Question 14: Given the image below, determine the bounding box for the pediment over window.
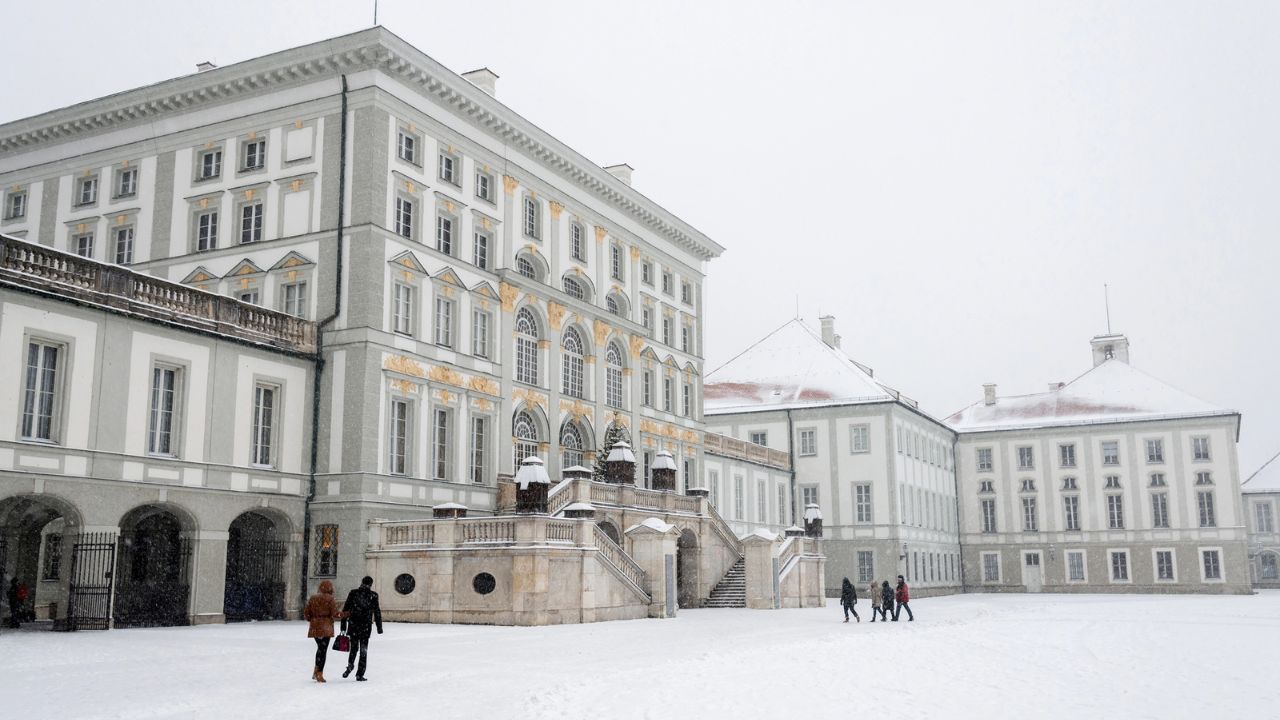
[270,250,315,271]
[182,266,218,285]
[225,259,265,278]
[388,250,428,276]
[470,280,499,298]
[434,267,465,287]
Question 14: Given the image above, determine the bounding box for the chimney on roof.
[1090,333,1130,367]
[603,164,634,186]
[461,68,499,97]
[983,384,997,406]
[833,333,842,349]
[819,315,837,348]
[196,61,217,73]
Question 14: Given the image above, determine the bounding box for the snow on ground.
[5,592,1279,719]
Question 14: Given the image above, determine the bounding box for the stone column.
[624,518,679,618]
[743,531,779,610]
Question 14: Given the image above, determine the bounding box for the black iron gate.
[65,532,117,631]
[114,534,191,628]
[225,539,288,621]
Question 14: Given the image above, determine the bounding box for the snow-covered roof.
[946,359,1237,434]
[1243,452,1280,493]
[433,502,467,510]
[563,502,596,512]
[704,319,897,414]
[626,518,675,534]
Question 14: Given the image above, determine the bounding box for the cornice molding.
[0,27,723,261]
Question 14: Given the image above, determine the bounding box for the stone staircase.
[703,558,746,608]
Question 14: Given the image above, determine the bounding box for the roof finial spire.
[795,294,800,320]
[1104,283,1112,334]
[373,0,379,25]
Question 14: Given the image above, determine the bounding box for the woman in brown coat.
[304,580,341,682]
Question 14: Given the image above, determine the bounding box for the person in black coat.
[880,580,895,620]
[340,576,383,681]
[839,578,860,623]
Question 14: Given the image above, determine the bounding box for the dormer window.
[1020,479,1036,492]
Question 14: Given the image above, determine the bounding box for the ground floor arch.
[596,520,622,546]
[677,528,701,609]
[0,493,83,628]
[113,504,195,628]
[224,509,291,622]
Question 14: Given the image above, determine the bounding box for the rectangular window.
[981,499,997,533]
[74,232,94,259]
[77,176,99,206]
[1101,441,1120,465]
[976,447,993,471]
[1017,446,1034,470]
[1192,437,1211,461]
[523,196,539,238]
[1145,439,1164,463]
[436,214,453,255]
[1059,443,1076,467]
[642,261,653,285]
[855,484,873,523]
[116,167,139,198]
[662,377,673,412]
[239,289,260,305]
[1062,476,1078,490]
[1151,493,1169,528]
[475,171,493,202]
[1202,550,1222,580]
[1256,503,1276,533]
[1110,551,1129,581]
[682,383,691,417]
[801,485,819,509]
[434,297,453,347]
[982,553,1000,582]
[395,197,414,238]
[734,476,745,520]
[1105,475,1122,489]
[242,138,266,171]
[42,533,63,580]
[392,283,413,336]
[199,149,222,180]
[611,245,623,281]
[1155,550,1175,581]
[281,282,307,318]
[473,230,490,270]
[681,325,691,353]
[240,202,264,243]
[470,416,487,484]
[6,191,27,219]
[662,317,672,346]
[757,479,767,521]
[708,470,720,507]
[251,384,276,467]
[114,227,134,265]
[388,398,410,475]
[147,366,179,456]
[681,281,692,305]
[432,408,450,481]
[641,307,652,332]
[642,371,653,407]
[196,210,218,251]
[849,425,870,453]
[1022,496,1038,532]
[438,151,458,185]
[662,271,672,295]
[1195,471,1213,486]
[798,428,817,456]
[397,131,417,164]
[1067,551,1085,582]
[21,341,61,441]
[314,525,339,577]
[749,431,767,446]
[1149,472,1167,487]
[1198,491,1216,528]
[570,223,585,261]
[778,485,787,526]
[1107,495,1124,529]
[857,550,874,583]
[472,310,490,358]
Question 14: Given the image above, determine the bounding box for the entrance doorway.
[224,511,289,622]
[1024,551,1043,593]
[0,494,82,629]
[114,505,192,628]
[676,529,700,608]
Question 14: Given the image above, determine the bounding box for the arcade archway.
[114,504,194,628]
[224,510,290,622]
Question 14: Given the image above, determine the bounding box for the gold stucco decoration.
[499,282,518,312]
[502,175,519,194]
[594,226,607,243]
[428,365,465,387]
[468,376,500,396]
[593,319,610,346]
[547,301,566,330]
[549,201,563,220]
[385,355,427,378]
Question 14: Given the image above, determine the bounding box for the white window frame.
[1255,502,1275,533]
[21,340,64,443]
[472,229,490,270]
[1101,440,1120,466]
[281,281,308,319]
[198,148,222,180]
[115,166,139,198]
[437,149,459,186]
[472,309,490,359]
[1199,547,1224,583]
[396,129,419,165]
[146,364,182,457]
[392,282,414,336]
[250,383,278,468]
[196,209,218,252]
[239,201,264,244]
[434,295,454,348]
[1191,436,1212,461]
[797,428,817,456]
[394,196,414,239]
[976,447,993,471]
[854,483,872,524]
[469,415,488,484]
[1059,443,1076,468]
[1108,549,1131,583]
[980,498,997,533]
[749,430,767,447]
[113,225,135,265]
[474,169,494,203]
[1065,550,1087,583]
[1017,446,1034,470]
[242,138,267,171]
[388,397,412,476]
[1153,548,1177,582]
[734,475,745,520]
[1145,438,1164,464]
[981,552,1001,583]
[1022,496,1038,532]
[1197,490,1216,528]
[432,407,451,481]
[1107,494,1124,529]
[849,424,870,454]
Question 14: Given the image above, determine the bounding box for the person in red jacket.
[893,575,914,621]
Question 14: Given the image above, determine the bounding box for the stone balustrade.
[703,430,791,471]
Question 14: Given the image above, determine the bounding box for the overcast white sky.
[6,1,1278,474]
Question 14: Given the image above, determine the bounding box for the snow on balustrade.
[460,518,516,544]
[383,522,434,547]
[591,523,648,594]
[546,519,577,543]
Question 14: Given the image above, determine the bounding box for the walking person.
[304,580,341,683]
[6,579,26,629]
[894,575,914,621]
[839,578,860,623]
[869,579,886,622]
[880,580,895,622]
[340,576,383,681]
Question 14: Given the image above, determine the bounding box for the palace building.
[0,27,739,629]
[1243,453,1279,588]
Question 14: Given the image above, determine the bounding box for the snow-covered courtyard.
[6,592,1278,719]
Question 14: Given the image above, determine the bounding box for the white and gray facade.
[0,27,722,624]
[1242,455,1279,588]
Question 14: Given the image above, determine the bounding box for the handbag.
[333,634,350,652]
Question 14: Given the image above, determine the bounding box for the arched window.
[517,256,536,279]
[560,421,584,469]
[606,343,624,408]
[606,295,621,317]
[515,308,539,385]
[513,411,539,468]
[563,277,584,300]
[562,327,584,399]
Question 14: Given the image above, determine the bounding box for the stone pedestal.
[624,518,679,618]
[743,531,779,609]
